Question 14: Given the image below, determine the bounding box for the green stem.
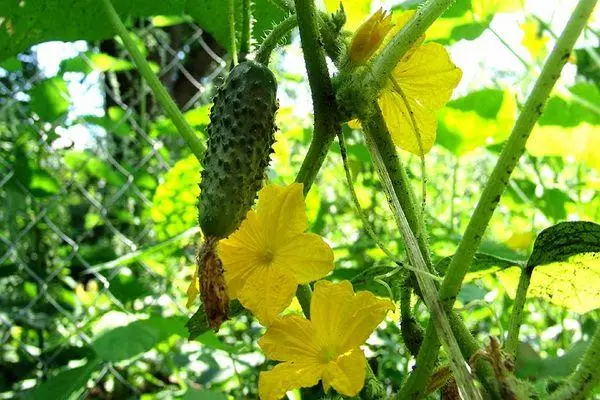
[255,15,298,65]
[363,105,481,400]
[240,0,252,56]
[367,0,456,92]
[549,323,600,400]
[438,0,597,311]
[293,0,341,312]
[228,0,239,65]
[362,107,433,272]
[99,0,205,162]
[293,0,340,196]
[505,267,532,356]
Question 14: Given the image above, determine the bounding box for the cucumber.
[198,60,278,239]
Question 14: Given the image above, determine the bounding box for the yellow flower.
[219,183,334,324]
[258,280,394,400]
[379,39,462,156]
[348,9,394,65]
[348,11,462,156]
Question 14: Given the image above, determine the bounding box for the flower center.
[319,346,339,363]
[260,250,275,265]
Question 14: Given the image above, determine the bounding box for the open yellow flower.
[348,11,462,156]
[258,280,394,399]
[218,183,334,324]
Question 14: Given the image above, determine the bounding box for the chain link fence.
[0,18,235,398]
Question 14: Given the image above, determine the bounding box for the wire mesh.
[0,18,227,398]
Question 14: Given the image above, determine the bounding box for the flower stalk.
[99,0,205,162]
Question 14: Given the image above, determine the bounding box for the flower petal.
[256,183,307,245]
[378,88,436,155]
[185,267,199,308]
[311,280,394,352]
[274,233,334,284]
[219,212,265,298]
[237,264,298,325]
[259,361,324,400]
[322,348,366,397]
[258,314,320,362]
[381,42,462,156]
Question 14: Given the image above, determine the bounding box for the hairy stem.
[505,268,532,356]
[549,322,600,399]
[363,105,481,400]
[367,0,456,92]
[99,0,205,161]
[255,14,298,65]
[228,0,239,65]
[293,0,341,311]
[293,0,340,195]
[240,0,252,56]
[362,108,433,271]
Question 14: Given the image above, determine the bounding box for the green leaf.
[60,52,135,74]
[29,169,61,197]
[438,88,517,155]
[498,221,600,313]
[29,77,70,122]
[92,316,187,362]
[187,0,286,53]
[25,358,100,400]
[64,151,127,185]
[0,0,284,61]
[575,47,600,85]
[0,56,22,72]
[538,83,600,127]
[180,388,227,400]
[515,341,589,380]
[150,154,200,240]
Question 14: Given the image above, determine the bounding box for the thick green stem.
[363,106,481,400]
[99,0,205,161]
[293,0,340,196]
[293,0,341,311]
[505,268,532,356]
[438,0,597,311]
[228,0,239,65]
[362,107,433,271]
[240,0,251,56]
[367,0,455,92]
[255,15,298,65]
[405,0,597,397]
[549,323,600,400]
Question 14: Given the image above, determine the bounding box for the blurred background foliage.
[0,0,599,398]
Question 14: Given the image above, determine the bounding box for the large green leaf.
[25,358,100,400]
[0,0,286,62]
[515,341,589,380]
[92,316,187,362]
[538,83,600,127]
[498,221,600,313]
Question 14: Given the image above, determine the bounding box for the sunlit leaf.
[499,221,600,313]
[29,77,70,122]
[150,155,200,240]
[61,52,135,74]
[520,20,549,60]
[92,316,187,362]
[438,88,517,155]
[436,252,522,282]
[471,0,521,20]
